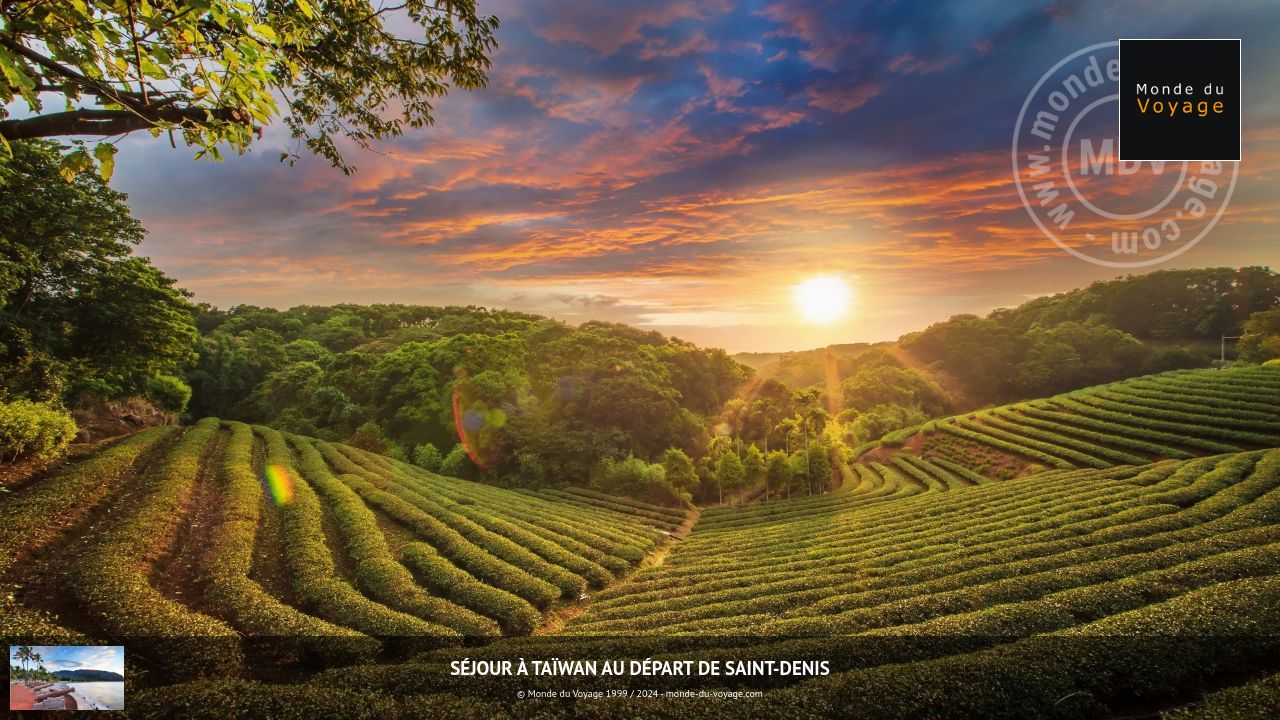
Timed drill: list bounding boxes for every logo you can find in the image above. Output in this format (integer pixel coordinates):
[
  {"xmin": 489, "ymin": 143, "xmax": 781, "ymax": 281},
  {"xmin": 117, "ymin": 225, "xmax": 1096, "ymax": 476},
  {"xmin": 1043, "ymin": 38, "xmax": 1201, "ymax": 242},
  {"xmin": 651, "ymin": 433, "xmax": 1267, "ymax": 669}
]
[
  {"xmin": 1012, "ymin": 41, "xmax": 1238, "ymax": 268},
  {"xmin": 1119, "ymin": 39, "xmax": 1241, "ymax": 161}
]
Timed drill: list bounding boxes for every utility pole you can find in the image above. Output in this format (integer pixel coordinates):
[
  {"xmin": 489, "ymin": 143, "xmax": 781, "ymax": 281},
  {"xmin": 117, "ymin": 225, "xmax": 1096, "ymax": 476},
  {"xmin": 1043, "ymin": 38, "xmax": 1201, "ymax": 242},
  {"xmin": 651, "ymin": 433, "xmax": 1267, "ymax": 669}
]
[{"xmin": 1221, "ymin": 336, "xmax": 1240, "ymax": 364}]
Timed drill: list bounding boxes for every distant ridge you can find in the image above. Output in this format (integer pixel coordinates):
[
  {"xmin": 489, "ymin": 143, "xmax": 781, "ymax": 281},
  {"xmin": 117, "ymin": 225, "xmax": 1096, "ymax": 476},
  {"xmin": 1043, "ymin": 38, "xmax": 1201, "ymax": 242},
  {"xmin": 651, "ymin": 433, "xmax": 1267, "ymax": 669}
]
[{"xmin": 53, "ymin": 669, "xmax": 124, "ymax": 681}]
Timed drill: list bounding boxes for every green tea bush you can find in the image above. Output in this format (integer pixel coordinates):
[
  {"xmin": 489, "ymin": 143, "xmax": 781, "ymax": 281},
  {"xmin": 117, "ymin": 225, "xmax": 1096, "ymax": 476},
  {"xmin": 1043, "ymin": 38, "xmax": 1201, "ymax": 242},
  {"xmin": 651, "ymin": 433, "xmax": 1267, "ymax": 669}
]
[
  {"xmin": 0, "ymin": 399, "xmax": 76, "ymax": 462},
  {"xmin": 198, "ymin": 422, "xmax": 376, "ymax": 659},
  {"xmin": 253, "ymin": 426, "xmax": 457, "ymax": 639},
  {"xmin": 70, "ymin": 418, "xmax": 241, "ymax": 675},
  {"xmin": 287, "ymin": 435, "xmax": 500, "ymax": 637},
  {"xmin": 401, "ymin": 542, "xmax": 542, "ymax": 635}
]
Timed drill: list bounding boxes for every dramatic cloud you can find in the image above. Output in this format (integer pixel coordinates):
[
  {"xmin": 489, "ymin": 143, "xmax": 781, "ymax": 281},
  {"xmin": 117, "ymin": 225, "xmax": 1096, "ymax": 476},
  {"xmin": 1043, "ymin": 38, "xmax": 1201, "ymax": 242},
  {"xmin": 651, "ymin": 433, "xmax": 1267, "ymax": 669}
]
[{"xmin": 105, "ymin": 0, "xmax": 1280, "ymax": 351}]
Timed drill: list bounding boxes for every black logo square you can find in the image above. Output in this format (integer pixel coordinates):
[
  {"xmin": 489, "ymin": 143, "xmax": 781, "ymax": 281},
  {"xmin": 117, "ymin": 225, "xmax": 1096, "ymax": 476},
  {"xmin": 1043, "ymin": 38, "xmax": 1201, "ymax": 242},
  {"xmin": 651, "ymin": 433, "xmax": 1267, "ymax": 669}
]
[{"xmin": 1119, "ymin": 39, "xmax": 1240, "ymax": 161}]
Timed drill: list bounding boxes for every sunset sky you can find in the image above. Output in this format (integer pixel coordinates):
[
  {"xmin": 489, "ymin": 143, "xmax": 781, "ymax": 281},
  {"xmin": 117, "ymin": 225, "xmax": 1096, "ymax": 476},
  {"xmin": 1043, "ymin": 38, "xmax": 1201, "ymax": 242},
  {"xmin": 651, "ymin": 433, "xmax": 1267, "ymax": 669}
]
[{"xmin": 108, "ymin": 0, "xmax": 1280, "ymax": 352}]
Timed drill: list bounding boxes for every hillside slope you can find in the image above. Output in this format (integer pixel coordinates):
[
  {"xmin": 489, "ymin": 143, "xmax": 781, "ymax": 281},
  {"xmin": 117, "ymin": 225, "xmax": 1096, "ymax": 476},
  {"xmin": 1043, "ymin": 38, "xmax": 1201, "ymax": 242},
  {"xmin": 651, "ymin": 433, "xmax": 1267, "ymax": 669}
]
[
  {"xmin": 857, "ymin": 365, "xmax": 1280, "ymax": 485},
  {"xmin": 3, "ymin": 367, "xmax": 1279, "ymax": 718},
  {"xmin": 0, "ymin": 421, "xmax": 686, "ymax": 650}
]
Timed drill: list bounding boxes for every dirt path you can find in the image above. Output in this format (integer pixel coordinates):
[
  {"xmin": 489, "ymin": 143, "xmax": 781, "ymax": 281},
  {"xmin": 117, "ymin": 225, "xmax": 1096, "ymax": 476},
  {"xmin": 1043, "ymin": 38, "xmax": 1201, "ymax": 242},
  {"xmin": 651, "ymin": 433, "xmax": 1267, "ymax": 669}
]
[
  {"xmin": 539, "ymin": 506, "xmax": 702, "ymax": 635},
  {"xmin": 9, "ymin": 683, "xmax": 35, "ymax": 710},
  {"xmin": 671, "ymin": 506, "xmax": 700, "ymax": 541},
  {"xmin": 637, "ymin": 508, "xmax": 698, "ymax": 572},
  {"xmin": 151, "ymin": 426, "xmax": 229, "ymax": 610},
  {"xmin": 249, "ymin": 434, "xmax": 295, "ymax": 605}
]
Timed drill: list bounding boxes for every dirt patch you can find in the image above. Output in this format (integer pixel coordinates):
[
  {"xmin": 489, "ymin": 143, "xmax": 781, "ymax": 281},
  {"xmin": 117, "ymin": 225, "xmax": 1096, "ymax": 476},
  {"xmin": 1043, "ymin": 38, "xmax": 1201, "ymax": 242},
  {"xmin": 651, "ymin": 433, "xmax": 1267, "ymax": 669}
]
[
  {"xmin": 10, "ymin": 684, "xmax": 35, "ymax": 710},
  {"xmin": 71, "ymin": 397, "xmax": 175, "ymax": 443},
  {"xmin": 670, "ymin": 507, "xmax": 700, "ymax": 541},
  {"xmin": 860, "ymin": 431, "xmax": 929, "ymax": 464},
  {"xmin": 151, "ymin": 427, "xmax": 229, "ymax": 611},
  {"xmin": 250, "ymin": 435, "xmax": 295, "ymax": 605},
  {"xmin": 536, "ymin": 604, "xmax": 587, "ymax": 635},
  {"xmin": 919, "ymin": 424, "xmax": 1035, "ymax": 481}
]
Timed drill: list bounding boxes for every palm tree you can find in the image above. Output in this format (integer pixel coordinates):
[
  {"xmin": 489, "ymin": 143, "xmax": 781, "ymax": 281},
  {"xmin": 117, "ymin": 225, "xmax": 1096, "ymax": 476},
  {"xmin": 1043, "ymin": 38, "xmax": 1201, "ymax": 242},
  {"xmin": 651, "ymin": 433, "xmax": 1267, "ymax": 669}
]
[{"xmin": 15, "ymin": 646, "xmax": 32, "ymax": 685}]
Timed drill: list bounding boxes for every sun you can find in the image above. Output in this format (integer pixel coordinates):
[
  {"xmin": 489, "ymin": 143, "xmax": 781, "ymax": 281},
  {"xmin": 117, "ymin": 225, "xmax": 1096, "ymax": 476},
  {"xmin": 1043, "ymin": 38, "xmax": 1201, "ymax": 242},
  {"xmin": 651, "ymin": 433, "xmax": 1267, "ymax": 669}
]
[{"xmin": 793, "ymin": 276, "xmax": 853, "ymax": 324}]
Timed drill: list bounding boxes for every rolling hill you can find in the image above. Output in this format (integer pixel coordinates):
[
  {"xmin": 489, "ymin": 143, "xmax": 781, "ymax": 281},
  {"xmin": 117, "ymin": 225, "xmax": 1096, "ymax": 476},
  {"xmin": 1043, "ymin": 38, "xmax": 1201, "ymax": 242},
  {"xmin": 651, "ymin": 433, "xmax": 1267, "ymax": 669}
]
[
  {"xmin": 0, "ymin": 420, "xmax": 686, "ymax": 652},
  {"xmin": 2, "ymin": 366, "xmax": 1279, "ymax": 718},
  {"xmin": 858, "ymin": 365, "xmax": 1280, "ymax": 483}
]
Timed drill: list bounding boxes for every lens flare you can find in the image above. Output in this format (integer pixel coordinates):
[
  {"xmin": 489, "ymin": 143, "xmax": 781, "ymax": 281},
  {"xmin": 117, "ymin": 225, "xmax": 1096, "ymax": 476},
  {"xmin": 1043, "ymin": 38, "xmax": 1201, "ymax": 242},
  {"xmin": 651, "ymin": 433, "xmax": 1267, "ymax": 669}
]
[
  {"xmin": 452, "ymin": 384, "xmax": 508, "ymax": 470},
  {"xmin": 263, "ymin": 463, "xmax": 295, "ymax": 506}
]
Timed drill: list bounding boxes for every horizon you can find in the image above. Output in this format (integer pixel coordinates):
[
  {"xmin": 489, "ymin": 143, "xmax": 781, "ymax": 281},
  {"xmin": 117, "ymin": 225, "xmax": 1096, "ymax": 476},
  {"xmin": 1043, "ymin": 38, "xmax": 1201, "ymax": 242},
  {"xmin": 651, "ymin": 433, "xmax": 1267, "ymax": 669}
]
[
  {"xmin": 96, "ymin": 0, "xmax": 1279, "ymax": 353},
  {"xmin": 188, "ymin": 264, "xmax": 1265, "ymax": 355}
]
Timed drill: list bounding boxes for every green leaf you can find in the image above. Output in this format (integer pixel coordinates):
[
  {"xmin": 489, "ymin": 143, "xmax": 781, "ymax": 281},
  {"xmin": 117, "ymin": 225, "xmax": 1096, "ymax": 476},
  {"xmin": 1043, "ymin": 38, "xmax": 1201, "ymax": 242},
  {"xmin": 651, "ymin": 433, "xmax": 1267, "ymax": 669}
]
[
  {"xmin": 58, "ymin": 149, "xmax": 92, "ymax": 182},
  {"xmin": 0, "ymin": 50, "xmax": 36, "ymax": 98},
  {"xmin": 93, "ymin": 143, "xmax": 118, "ymax": 182}
]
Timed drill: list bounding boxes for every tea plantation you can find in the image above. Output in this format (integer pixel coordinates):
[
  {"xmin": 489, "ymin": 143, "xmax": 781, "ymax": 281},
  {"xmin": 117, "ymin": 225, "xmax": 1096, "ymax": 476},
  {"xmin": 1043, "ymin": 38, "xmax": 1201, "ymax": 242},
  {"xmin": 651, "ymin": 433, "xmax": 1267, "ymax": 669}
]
[{"xmin": 2, "ymin": 366, "xmax": 1278, "ymax": 719}]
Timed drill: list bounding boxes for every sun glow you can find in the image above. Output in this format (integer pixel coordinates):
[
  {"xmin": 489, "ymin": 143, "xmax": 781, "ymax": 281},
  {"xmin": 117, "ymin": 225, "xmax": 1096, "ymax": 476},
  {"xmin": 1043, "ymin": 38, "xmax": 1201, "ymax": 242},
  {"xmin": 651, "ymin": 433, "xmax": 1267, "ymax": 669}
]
[{"xmin": 793, "ymin": 276, "xmax": 853, "ymax": 324}]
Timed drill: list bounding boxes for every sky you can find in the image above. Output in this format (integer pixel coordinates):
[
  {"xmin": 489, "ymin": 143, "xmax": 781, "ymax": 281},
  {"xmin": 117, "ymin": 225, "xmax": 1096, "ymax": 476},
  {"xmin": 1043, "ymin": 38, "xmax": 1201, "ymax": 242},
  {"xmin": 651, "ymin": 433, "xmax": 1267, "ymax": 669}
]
[
  {"xmin": 100, "ymin": 0, "xmax": 1280, "ymax": 352},
  {"xmin": 8, "ymin": 646, "xmax": 125, "ymax": 676}
]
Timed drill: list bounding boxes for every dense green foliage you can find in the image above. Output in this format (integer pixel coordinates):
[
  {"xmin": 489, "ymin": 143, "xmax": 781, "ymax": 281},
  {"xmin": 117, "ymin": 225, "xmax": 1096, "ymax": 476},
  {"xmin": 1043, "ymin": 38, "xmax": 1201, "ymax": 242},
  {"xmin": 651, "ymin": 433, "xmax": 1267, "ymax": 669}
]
[
  {"xmin": 1240, "ymin": 308, "xmax": 1280, "ymax": 364},
  {"xmin": 900, "ymin": 267, "xmax": 1279, "ymax": 405},
  {"xmin": 188, "ymin": 304, "xmax": 748, "ymax": 489},
  {"xmin": 593, "ymin": 455, "xmax": 686, "ymax": 506},
  {"xmin": 0, "ymin": 1, "xmax": 499, "ymax": 175},
  {"xmin": 994, "ymin": 267, "xmax": 1280, "ymax": 340},
  {"xmin": 0, "ymin": 141, "xmax": 197, "ymax": 411},
  {"xmin": 0, "ymin": 398, "xmax": 75, "ymax": 462}
]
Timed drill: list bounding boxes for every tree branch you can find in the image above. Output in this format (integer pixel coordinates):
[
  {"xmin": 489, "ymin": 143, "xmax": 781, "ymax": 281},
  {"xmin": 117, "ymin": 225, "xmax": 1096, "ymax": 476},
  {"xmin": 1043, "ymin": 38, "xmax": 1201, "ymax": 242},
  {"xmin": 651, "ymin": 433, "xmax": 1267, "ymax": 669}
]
[
  {"xmin": 0, "ymin": 34, "xmax": 146, "ymax": 109},
  {"xmin": 0, "ymin": 106, "xmax": 250, "ymax": 141}
]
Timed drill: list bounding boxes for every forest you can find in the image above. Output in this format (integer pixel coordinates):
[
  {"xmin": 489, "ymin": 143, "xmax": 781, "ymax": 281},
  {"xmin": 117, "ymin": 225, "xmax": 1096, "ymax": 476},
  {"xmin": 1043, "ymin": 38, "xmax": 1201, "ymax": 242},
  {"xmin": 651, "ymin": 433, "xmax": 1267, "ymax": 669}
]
[{"xmin": 4, "ymin": 140, "xmax": 1280, "ymax": 508}]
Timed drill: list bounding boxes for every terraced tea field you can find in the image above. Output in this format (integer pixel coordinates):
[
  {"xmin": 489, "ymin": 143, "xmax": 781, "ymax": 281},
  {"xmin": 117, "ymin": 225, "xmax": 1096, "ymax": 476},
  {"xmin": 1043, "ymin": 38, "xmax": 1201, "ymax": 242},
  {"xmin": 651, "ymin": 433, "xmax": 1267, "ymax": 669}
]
[
  {"xmin": 857, "ymin": 365, "xmax": 1280, "ymax": 487},
  {"xmin": 2, "ymin": 365, "xmax": 1279, "ymax": 719},
  {"xmin": 0, "ymin": 420, "xmax": 682, "ymax": 651}
]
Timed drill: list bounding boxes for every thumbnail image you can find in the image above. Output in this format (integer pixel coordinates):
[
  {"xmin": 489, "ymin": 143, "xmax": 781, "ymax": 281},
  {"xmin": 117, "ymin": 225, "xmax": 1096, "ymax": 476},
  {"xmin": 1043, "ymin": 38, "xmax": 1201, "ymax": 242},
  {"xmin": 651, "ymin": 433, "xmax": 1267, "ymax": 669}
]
[{"xmin": 9, "ymin": 646, "xmax": 124, "ymax": 711}]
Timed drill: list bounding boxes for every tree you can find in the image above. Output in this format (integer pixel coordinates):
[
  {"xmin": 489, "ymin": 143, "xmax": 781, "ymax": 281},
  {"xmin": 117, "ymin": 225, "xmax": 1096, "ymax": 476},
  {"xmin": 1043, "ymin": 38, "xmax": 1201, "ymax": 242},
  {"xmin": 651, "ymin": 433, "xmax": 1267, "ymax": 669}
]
[
  {"xmin": 849, "ymin": 403, "xmax": 928, "ymax": 444},
  {"xmin": 1239, "ymin": 309, "xmax": 1280, "ymax": 363},
  {"xmin": 15, "ymin": 646, "xmax": 31, "ymax": 684},
  {"xmin": 592, "ymin": 455, "xmax": 679, "ymax": 505},
  {"xmin": 0, "ymin": 1, "xmax": 500, "ymax": 174},
  {"xmin": 792, "ymin": 388, "xmax": 829, "ymax": 435},
  {"xmin": 347, "ymin": 420, "xmax": 389, "ymax": 454},
  {"xmin": 414, "ymin": 442, "xmax": 443, "ymax": 472},
  {"xmin": 743, "ymin": 443, "xmax": 765, "ymax": 488},
  {"xmin": 0, "ymin": 140, "xmax": 198, "ymax": 404},
  {"xmin": 804, "ymin": 441, "xmax": 832, "ymax": 495},
  {"xmin": 440, "ymin": 443, "xmax": 472, "ymax": 478},
  {"xmin": 764, "ymin": 450, "xmax": 791, "ymax": 501},
  {"xmin": 705, "ymin": 434, "xmax": 735, "ymax": 463},
  {"xmin": 714, "ymin": 452, "xmax": 745, "ymax": 505},
  {"xmin": 744, "ymin": 378, "xmax": 791, "ymax": 451},
  {"xmin": 842, "ymin": 364, "xmax": 947, "ymax": 415},
  {"xmin": 661, "ymin": 448, "xmax": 698, "ymax": 495},
  {"xmin": 898, "ymin": 315, "xmax": 1026, "ymax": 404}
]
